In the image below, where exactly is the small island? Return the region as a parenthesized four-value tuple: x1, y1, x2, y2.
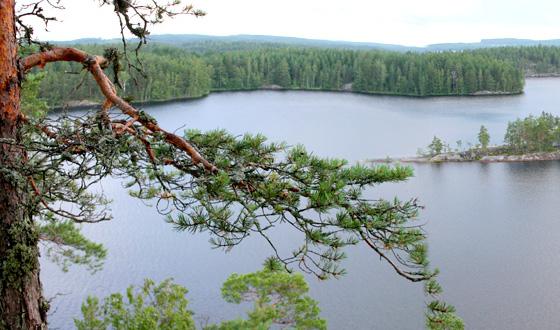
(367, 112, 560, 164)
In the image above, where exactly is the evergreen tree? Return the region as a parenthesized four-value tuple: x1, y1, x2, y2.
(428, 136, 445, 155)
(505, 112, 560, 153)
(75, 279, 196, 330)
(1, 1, 462, 329)
(35, 44, 529, 107)
(478, 125, 490, 150)
(273, 58, 291, 87)
(76, 260, 327, 330)
(210, 258, 326, 329)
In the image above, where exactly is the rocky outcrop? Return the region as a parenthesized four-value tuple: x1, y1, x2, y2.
(341, 83, 353, 91)
(430, 153, 466, 162)
(365, 149, 560, 164)
(470, 90, 520, 96)
(525, 73, 560, 78)
(479, 151, 560, 162)
(260, 84, 284, 90)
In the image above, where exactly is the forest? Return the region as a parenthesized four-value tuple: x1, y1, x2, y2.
(504, 112, 560, 153)
(35, 43, 551, 107)
(472, 46, 560, 76)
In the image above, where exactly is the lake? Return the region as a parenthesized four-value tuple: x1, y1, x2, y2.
(43, 78, 560, 329)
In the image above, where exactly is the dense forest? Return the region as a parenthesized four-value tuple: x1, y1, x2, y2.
(36, 43, 560, 107)
(472, 46, 560, 76)
(505, 112, 560, 153)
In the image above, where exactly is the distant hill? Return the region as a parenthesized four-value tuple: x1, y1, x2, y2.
(53, 34, 419, 52)
(52, 34, 560, 53)
(146, 34, 419, 52)
(427, 38, 560, 51)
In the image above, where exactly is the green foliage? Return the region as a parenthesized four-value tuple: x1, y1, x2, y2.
(74, 279, 195, 330)
(21, 65, 465, 328)
(213, 258, 326, 330)
(478, 125, 490, 150)
(17, 102, 111, 274)
(154, 129, 423, 279)
(37, 217, 107, 273)
(16, 103, 465, 329)
(504, 112, 560, 153)
(426, 300, 464, 330)
(423, 274, 464, 329)
(76, 261, 326, 330)
(35, 44, 528, 107)
(473, 45, 560, 76)
(273, 58, 292, 87)
(428, 136, 445, 155)
(36, 45, 212, 106)
(352, 50, 522, 95)
(73, 262, 461, 330)
(35, 120, 456, 327)
(21, 72, 48, 118)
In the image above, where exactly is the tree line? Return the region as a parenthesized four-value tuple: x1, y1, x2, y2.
(424, 113, 560, 157)
(36, 44, 531, 107)
(505, 112, 560, 153)
(472, 46, 560, 76)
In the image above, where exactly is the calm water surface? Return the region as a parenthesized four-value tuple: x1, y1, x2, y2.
(44, 79, 560, 329)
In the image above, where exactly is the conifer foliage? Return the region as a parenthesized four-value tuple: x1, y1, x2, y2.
(1, 1, 463, 328)
(36, 45, 526, 107)
(75, 259, 327, 330)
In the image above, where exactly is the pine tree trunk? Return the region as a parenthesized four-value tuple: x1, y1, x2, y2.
(0, 1, 47, 329)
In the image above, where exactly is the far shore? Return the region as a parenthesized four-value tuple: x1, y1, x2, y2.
(365, 150, 560, 165)
(49, 84, 532, 111)
(47, 74, 560, 113)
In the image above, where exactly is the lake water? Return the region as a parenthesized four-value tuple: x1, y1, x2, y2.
(43, 79, 560, 329)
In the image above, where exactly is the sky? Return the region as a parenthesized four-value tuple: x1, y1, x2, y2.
(30, 0, 560, 47)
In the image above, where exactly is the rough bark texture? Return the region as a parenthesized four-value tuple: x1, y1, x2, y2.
(0, 1, 47, 329)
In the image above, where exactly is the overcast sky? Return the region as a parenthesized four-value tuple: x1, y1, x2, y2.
(32, 0, 560, 47)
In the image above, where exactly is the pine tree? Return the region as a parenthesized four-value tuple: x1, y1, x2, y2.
(478, 125, 490, 151)
(0, 1, 462, 328)
(76, 259, 327, 330)
(428, 136, 445, 155)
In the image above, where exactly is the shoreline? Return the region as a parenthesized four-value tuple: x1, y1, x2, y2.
(50, 92, 212, 112)
(365, 150, 560, 164)
(48, 73, 560, 111)
(526, 73, 560, 78)
(49, 87, 524, 111)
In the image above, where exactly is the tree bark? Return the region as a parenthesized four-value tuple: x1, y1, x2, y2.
(0, 1, 47, 329)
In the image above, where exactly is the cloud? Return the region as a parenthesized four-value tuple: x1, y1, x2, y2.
(32, 0, 560, 46)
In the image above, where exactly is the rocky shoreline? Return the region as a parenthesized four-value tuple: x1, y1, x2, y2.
(526, 73, 560, 78)
(365, 150, 560, 164)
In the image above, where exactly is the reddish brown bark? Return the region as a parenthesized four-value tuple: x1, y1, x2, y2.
(22, 47, 217, 173)
(1, 12, 217, 329)
(0, 1, 47, 329)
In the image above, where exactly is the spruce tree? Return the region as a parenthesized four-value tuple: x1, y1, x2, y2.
(428, 136, 445, 155)
(478, 125, 490, 151)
